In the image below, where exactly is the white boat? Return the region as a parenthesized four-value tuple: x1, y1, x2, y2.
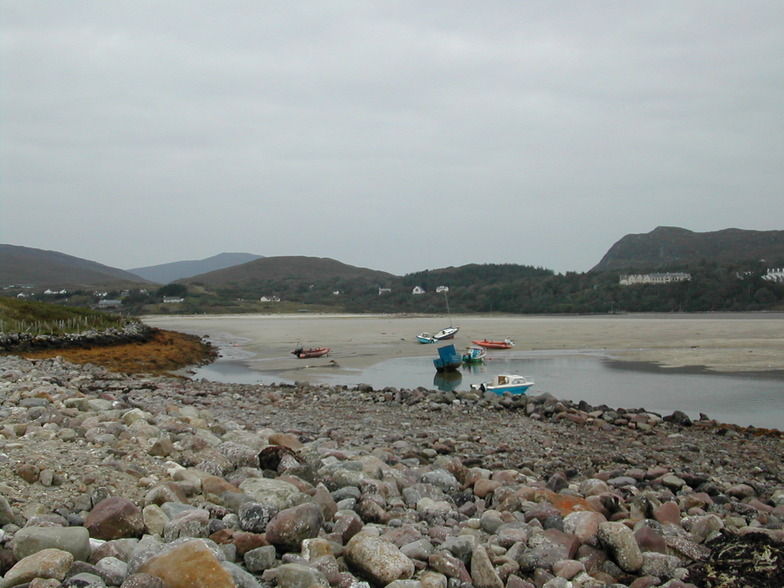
(471, 374, 534, 395)
(433, 325, 459, 340)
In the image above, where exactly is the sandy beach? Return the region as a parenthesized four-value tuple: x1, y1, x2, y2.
(144, 312, 784, 381)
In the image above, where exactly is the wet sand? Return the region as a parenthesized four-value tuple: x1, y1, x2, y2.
(144, 312, 784, 381)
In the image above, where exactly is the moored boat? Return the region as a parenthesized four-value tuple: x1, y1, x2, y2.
(291, 346, 330, 359)
(462, 346, 487, 364)
(433, 344, 462, 372)
(472, 338, 514, 349)
(471, 374, 533, 395)
(417, 332, 436, 344)
(433, 325, 459, 340)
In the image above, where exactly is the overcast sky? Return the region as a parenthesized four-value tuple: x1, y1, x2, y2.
(2, 2, 782, 276)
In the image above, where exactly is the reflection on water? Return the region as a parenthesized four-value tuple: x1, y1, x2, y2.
(189, 351, 784, 430)
(433, 371, 462, 392)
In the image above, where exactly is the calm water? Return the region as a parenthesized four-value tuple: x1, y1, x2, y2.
(189, 349, 784, 430)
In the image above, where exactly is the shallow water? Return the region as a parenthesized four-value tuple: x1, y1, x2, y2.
(189, 348, 784, 430)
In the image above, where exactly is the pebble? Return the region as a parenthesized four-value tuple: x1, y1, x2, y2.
(0, 354, 782, 587)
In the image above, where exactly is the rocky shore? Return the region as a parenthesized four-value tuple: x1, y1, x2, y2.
(0, 354, 782, 587)
(0, 323, 155, 354)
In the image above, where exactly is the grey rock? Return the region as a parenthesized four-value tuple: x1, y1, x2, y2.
(598, 522, 643, 573)
(243, 544, 277, 572)
(12, 525, 91, 562)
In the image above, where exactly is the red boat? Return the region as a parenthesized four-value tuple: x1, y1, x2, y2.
(472, 338, 515, 349)
(291, 347, 330, 359)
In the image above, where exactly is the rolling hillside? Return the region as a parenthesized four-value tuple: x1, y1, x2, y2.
(179, 256, 395, 286)
(0, 245, 150, 289)
(592, 227, 784, 272)
(129, 252, 263, 283)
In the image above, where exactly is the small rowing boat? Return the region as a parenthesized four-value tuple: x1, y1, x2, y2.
(291, 346, 330, 359)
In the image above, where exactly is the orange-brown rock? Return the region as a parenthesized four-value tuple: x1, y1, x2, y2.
(137, 539, 235, 588)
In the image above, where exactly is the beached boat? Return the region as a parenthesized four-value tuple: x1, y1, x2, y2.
(472, 338, 514, 349)
(291, 346, 330, 359)
(462, 346, 487, 364)
(417, 332, 436, 344)
(432, 286, 459, 341)
(433, 325, 459, 340)
(433, 344, 463, 372)
(471, 374, 534, 395)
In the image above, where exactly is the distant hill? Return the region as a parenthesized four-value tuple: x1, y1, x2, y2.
(0, 245, 150, 289)
(129, 252, 263, 283)
(179, 255, 395, 287)
(592, 227, 784, 272)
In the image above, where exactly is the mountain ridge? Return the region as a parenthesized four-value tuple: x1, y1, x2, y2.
(592, 226, 784, 272)
(178, 255, 395, 286)
(4, 226, 784, 294)
(129, 252, 263, 283)
(0, 245, 150, 289)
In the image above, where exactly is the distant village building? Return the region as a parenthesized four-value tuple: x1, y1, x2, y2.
(378, 287, 392, 295)
(763, 268, 784, 283)
(260, 295, 281, 302)
(619, 272, 692, 286)
(163, 296, 184, 303)
(412, 286, 425, 295)
(98, 299, 122, 309)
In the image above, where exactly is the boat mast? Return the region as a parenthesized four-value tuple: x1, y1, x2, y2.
(438, 285, 452, 327)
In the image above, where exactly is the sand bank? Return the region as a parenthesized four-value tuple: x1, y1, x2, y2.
(144, 313, 784, 380)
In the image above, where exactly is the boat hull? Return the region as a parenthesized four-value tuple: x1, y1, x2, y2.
(434, 344, 462, 372)
(291, 347, 330, 359)
(472, 339, 514, 349)
(483, 383, 532, 395)
(472, 374, 533, 395)
(434, 326, 459, 340)
(462, 346, 487, 363)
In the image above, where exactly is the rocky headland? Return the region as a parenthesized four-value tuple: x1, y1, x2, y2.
(0, 348, 782, 587)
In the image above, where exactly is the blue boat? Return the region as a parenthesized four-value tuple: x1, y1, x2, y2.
(471, 374, 534, 395)
(462, 346, 487, 364)
(433, 344, 462, 372)
(417, 332, 436, 344)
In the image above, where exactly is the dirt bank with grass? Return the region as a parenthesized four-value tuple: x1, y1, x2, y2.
(9, 328, 217, 375)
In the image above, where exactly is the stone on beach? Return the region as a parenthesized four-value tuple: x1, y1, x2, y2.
(11, 526, 91, 562)
(598, 522, 644, 573)
(345, 533, 416, 585)
(0, 548, 74, 588)
(85, 497, 145, 541)
(136, 539, 234, 588)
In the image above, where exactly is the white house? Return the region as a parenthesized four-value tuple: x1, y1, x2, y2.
(412, 286, 425, 295)
(378, 287, 392, 295)
(98, 299, 122, 309)
(763, 268, 784, 283)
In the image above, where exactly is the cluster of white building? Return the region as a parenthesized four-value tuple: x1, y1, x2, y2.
(620, 268, 784, 286)
(619, 272, 692, 286)
(763, 268, 784, 283)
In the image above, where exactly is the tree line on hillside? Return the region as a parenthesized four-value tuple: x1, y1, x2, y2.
(6, 261, 784, 315)
(186, 261, 784, 314)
